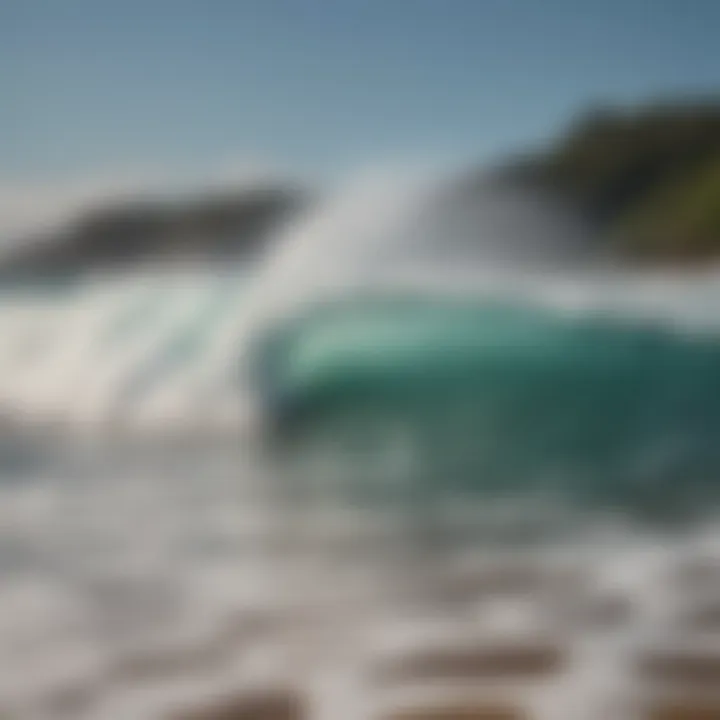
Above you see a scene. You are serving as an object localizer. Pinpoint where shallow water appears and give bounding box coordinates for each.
[4,436,720,719]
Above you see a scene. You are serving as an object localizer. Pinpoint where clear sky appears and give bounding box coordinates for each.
[2,0,720,211]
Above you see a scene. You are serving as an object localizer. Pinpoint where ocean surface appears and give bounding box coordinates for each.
[4,177,720,718]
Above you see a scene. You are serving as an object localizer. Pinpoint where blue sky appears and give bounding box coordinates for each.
[2,1,720,196]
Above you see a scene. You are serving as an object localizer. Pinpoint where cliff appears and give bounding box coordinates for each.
[501,98,720,264]
[1,185,309,277]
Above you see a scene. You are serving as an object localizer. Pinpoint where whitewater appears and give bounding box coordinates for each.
[3,171,720,719]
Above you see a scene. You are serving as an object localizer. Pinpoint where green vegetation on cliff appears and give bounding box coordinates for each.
[509,99,720,263]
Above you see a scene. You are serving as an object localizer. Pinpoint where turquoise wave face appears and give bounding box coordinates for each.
[252,294,720,519]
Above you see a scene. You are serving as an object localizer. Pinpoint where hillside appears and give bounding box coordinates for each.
[503,99,720,264]
[1,185,309,277]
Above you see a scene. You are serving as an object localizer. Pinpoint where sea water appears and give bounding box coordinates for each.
[2,175,720,718]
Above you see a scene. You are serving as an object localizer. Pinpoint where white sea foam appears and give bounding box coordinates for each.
[0,172,720,718]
